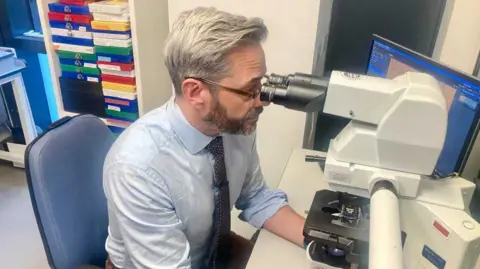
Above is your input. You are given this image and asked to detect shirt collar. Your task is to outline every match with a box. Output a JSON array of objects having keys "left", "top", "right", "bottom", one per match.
[{"left": 167, "top": 97, "right": 215, "bottom": 155}]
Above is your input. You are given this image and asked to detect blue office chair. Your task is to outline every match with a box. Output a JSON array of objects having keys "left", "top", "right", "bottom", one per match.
[{"left": 25, "top": 115, "right": 116, "bottom": 269}]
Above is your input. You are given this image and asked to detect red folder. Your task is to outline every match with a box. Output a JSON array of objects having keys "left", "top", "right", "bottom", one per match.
[
  {"left": 101, "top": 74, "right": 136, "bottom": 85},
  {"left": 48, "top": 12, "right": 92, "bottom": 24},
  {"left": 59, "top": 0, "right": 98, "bottom": 6},
  {"left": 98, "top": 61, "right": 135, "bottom": 72}
]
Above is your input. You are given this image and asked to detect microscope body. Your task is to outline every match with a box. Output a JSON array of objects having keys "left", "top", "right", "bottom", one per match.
[
  {"left": 262, "top": 71, "right": 480, "bottom": 268},
  {"left": 263, "top": 70, "right": 447, "bottom": 197}
]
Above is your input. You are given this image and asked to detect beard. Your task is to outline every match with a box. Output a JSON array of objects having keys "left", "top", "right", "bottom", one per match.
[{"left": 203, "top": 97, "right": 263, "bottom": 135}]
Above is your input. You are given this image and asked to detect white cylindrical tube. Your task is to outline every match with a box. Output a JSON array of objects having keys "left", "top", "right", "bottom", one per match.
[{"left": 369, "top": 182, "right": 403, "bottom": 269}]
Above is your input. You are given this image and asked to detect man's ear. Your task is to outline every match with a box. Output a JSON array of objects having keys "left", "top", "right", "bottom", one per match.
[{"left": 182, "top": 78, "right": 208, "bottom": 108}]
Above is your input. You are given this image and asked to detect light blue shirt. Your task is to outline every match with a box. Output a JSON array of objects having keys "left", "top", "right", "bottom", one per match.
[{"left": 103, "top": 97, "right": 288, "bottom": 269}]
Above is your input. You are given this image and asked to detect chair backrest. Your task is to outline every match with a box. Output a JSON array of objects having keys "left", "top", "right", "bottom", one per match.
[{"left": 25, "top": 115, "right": 116, "bottom": 269}]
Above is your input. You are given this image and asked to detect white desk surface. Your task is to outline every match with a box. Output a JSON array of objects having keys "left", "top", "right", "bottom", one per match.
[{"left": 246, "top": 148, "right": 328, "bottom": 269}]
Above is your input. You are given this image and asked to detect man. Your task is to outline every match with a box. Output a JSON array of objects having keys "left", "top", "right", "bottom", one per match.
[{"left": 103, "top": 7, "right": 306, "bottom": 269}]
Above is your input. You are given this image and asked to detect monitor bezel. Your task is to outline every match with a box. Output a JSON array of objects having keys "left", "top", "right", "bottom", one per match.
[{"left": 367, "top": 34, "right": 480, "bottom": 177}]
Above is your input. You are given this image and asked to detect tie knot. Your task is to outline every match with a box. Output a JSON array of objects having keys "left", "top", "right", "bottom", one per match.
[{"left": 205, "top": 136, "right": 224, "bottom": 155}]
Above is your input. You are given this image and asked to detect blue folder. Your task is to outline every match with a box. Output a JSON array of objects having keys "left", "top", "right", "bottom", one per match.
[
  {"left": 97, "top": 53, "right": 134, "bottom": 64},
  {"left": 108, "top": 125, "right": 125, "bottom": 135},
  {"left": 59, "top": 58, "right": 97, "bottom": 68},
  {"left": 48, "top": 3, "right": 90, "bottom": 15},
  {"left": 52, "top": 35, "right": 94, "bottom": 47},
  {"left": 62, "top": 71, "right": 101, "bottom": 82},
  {"left": 49, "top": 21, "right": 92, "bottom": 31}
]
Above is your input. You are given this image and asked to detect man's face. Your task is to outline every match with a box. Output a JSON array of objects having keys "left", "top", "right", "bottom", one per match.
[{"left": 204, "top": 43, "right": 267, "bottom": 135}]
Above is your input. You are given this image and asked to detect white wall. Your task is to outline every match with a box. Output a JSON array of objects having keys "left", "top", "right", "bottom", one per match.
[
  {"left": 435, "top": 0, "right": 480, "bottom": 74},
  {"left": 168, "top": 0, "right": 320, "bottom": 237}
]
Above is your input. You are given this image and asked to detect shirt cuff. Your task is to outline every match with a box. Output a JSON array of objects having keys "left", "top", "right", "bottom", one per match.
[{"left": 239, "top": 190, "right": 289, "bottom": 229}]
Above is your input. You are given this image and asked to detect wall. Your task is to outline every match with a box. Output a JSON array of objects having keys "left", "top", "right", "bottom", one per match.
[
  {"left": 435, "top": 0, "right": 480, "bottom": 74},
  {"left": 168, "top": 0, "right": 320, "bottom": 237}
]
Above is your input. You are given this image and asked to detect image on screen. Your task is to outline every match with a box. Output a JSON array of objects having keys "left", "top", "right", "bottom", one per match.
[{"left": 366, "top": 36, "right": 480, "bottom": 178}]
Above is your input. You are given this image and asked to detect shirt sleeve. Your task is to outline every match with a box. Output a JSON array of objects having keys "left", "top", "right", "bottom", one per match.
[
  {"left": 234, "top": 138, "right": 288, "bottom": 228},
  {"left": 104, "top": 163, "right": 192, "bottom": 269}
]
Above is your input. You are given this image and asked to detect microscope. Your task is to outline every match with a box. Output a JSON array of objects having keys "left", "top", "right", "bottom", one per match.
[{"left": 261, "top": 71, "right": 480, "bottom": 269}]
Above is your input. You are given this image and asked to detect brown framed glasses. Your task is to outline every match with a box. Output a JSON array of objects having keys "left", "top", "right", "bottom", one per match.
[{"left": 186, "top": 77, "right": 261, "bottom": 100}]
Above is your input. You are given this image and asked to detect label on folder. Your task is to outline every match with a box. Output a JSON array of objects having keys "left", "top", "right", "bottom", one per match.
[{"left": 108, "top": 105, "right": 121, "bottom": 112}]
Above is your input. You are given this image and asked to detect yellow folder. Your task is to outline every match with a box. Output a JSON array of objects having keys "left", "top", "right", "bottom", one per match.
[
  {"left": 102, "top": 81, "right": 136, "bottom": 93},
  {"left": 91, "top": 21, "right": 130, "bottom": 32}
]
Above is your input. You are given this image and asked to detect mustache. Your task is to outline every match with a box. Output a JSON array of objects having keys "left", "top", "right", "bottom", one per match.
[{"left": 246, "top": 107, "right": 264, "bottom": 120}]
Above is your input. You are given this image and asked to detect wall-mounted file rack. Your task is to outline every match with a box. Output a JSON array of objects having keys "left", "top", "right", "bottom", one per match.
[{"left": 36, "top": 0, "right": 172, "bottom": 136}]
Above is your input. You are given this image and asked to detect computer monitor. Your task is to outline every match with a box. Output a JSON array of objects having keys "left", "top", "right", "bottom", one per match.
[{"left": 367, "top": 35, "right": 480, "bottom": 178}]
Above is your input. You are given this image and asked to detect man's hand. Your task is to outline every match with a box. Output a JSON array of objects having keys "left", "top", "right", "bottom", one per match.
[{"left": 263, "top": 205, "right": 306, "bottom": 247}]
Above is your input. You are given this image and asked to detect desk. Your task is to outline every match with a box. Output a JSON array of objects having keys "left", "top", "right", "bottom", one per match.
[{"left": 246, "top": 148, "right": 327, "bottom": 268}]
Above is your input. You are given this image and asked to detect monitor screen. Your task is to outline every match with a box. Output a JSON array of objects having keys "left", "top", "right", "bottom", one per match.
[{"left": 367, "top": 35, "right": 480, "bottom": 178}]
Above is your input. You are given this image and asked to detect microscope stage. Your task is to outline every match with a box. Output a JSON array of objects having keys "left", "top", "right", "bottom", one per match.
[{"left": 303, "top": 190, "right": 370, "bottom": 266}]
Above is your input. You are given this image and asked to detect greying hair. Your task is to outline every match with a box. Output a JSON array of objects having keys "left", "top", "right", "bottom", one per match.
[{"left": 164, "top": 7, "right": 268, "bottom": 94}]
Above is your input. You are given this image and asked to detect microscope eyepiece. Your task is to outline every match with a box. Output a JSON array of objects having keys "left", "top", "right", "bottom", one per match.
[
  {"left": 264, "top": 73, "right": 290, "bottom": 85},
  {"left": 260, "top": 73, "right": 329, "bottom": 113},
  {"left": 260, "top": 84, "right": 288, "bottom": 103}
]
